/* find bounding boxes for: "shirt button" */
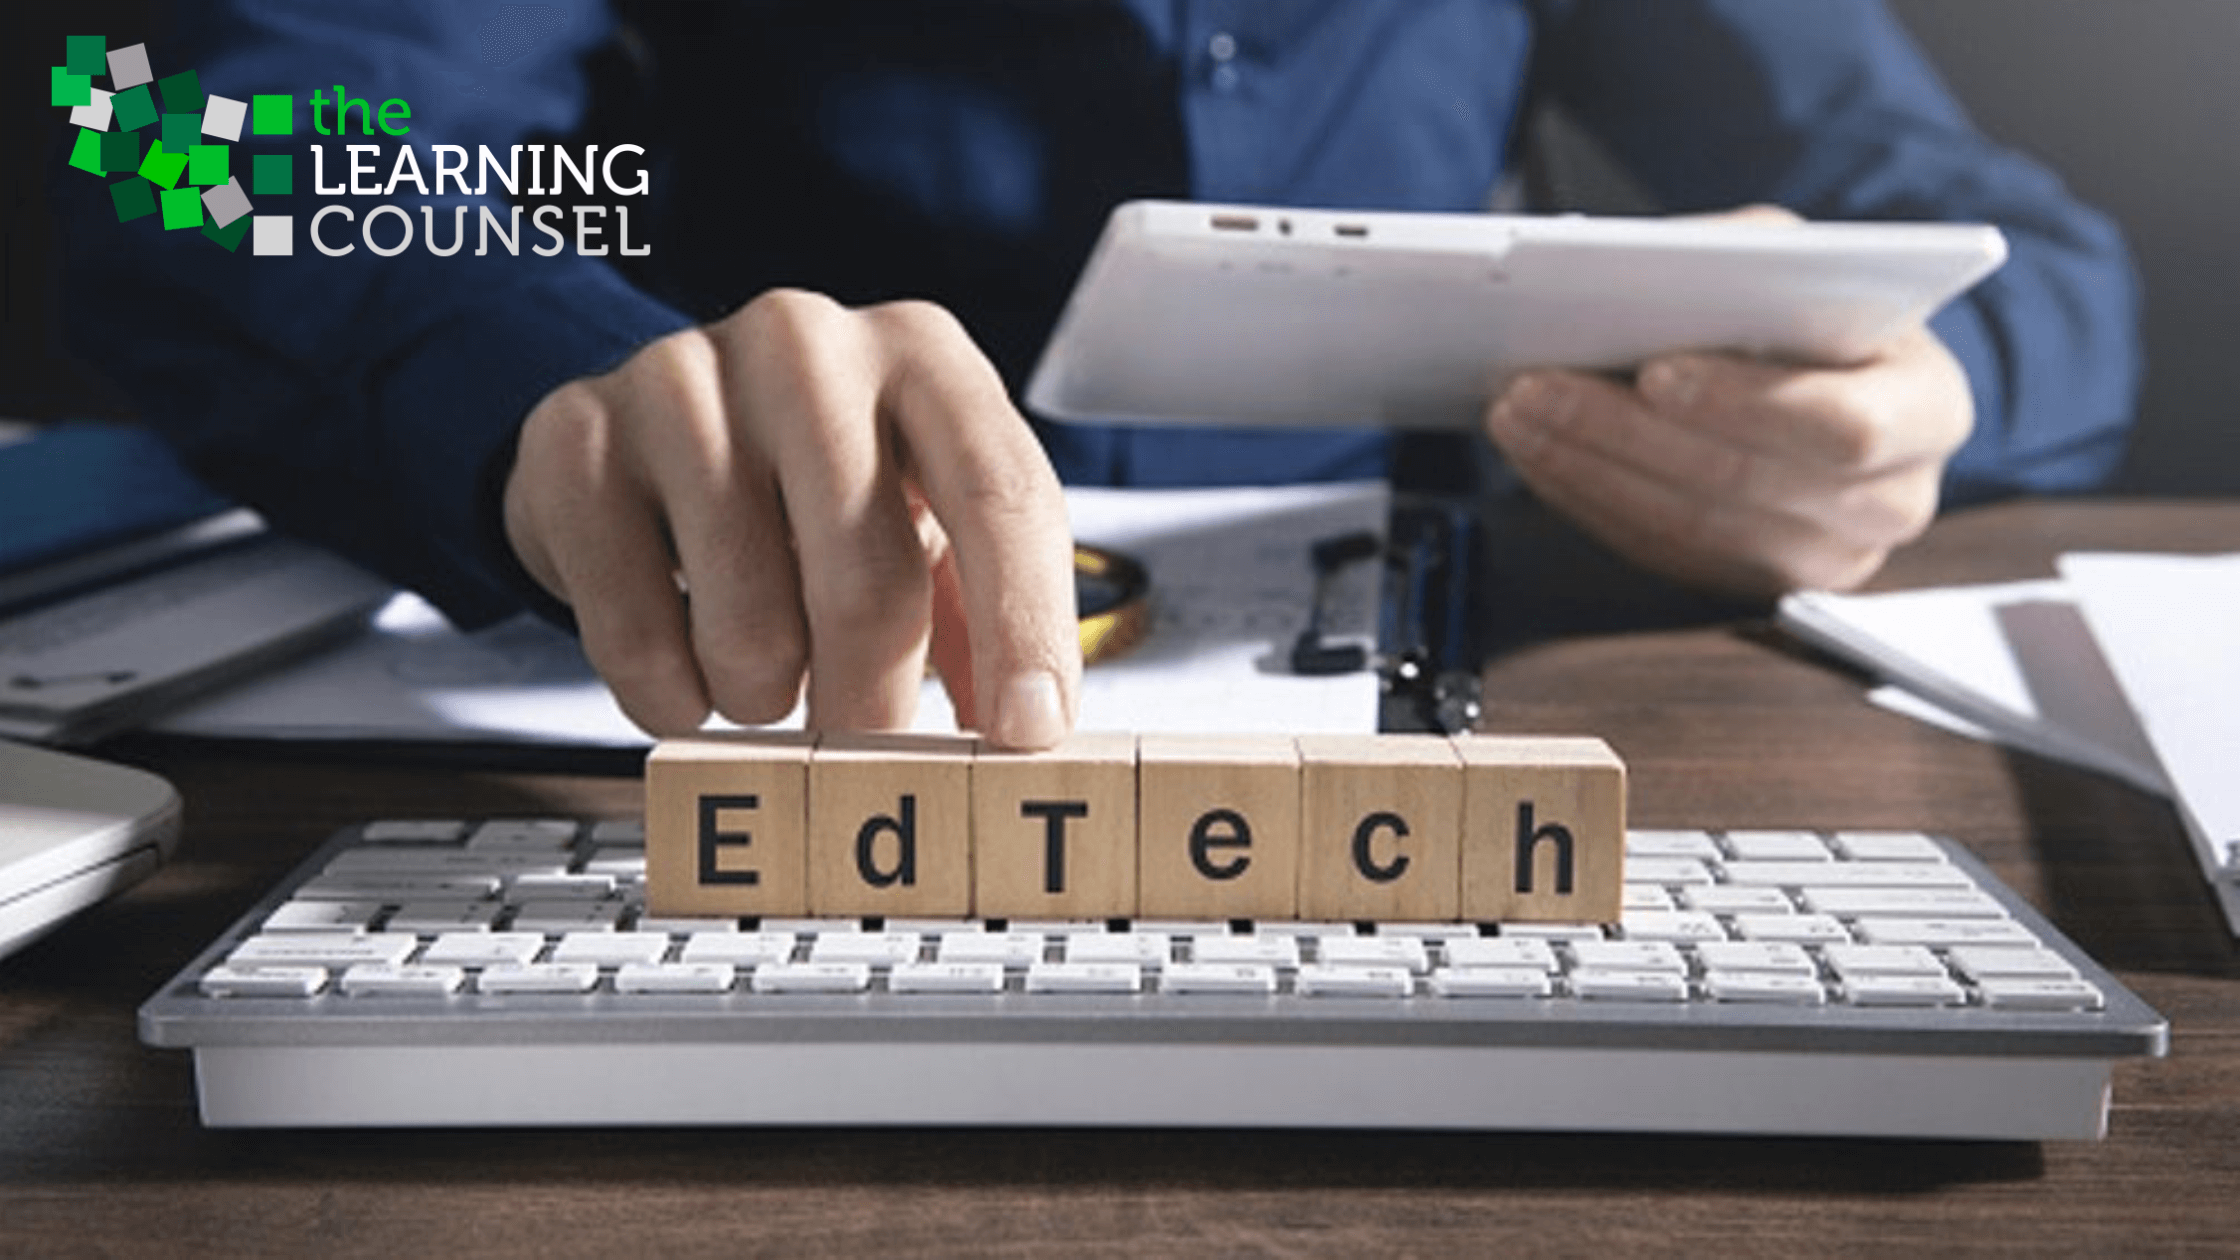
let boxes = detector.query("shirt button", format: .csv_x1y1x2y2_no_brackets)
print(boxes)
1208,31,1238,62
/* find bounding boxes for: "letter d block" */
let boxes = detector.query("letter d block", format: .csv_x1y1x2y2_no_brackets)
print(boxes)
1297,735,1462,921
808,733,976,917
1137,734,1299,920
1454,735,1626,924
645,733,813,918
973,733,1139,919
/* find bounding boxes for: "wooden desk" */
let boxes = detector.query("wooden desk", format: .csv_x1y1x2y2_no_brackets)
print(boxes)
3,499,2235,1255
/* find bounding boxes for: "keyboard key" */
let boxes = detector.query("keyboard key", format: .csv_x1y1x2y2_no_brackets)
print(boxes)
1732,914,1851,944
809,931,922,967
1063,932,1170,969
339,963,465,997
1947,947,2079,982
550,932,671,967
1024,962,1142,994
751,962,872,994
1191,935,1299,968
1830,831,1946,862
634,915,738,935
679,931,795,966
1624,830,1721,859
198,964,327,997
1441,937,1557,971
1247,921,1357,940
1314,936,1430,972
1729,862,1971,889
1569,941,1687,973
584,848,648,878
1679,886,1795,914
1622,884,1677,912
1692,941,1816,976
588,818,644,845
477,963,599,994
615,962,735,994
937,930,1048,967
260,900,383,934
467,818,579,848
420,931,544,967
298,873,503,900
1798,888,2005,919
386,900,503,934
1624,857,1715,886
1160,963,1278,995
1371,923,1485,946
1978,977,2104,1011
1722,830,1833,861
1618,911,1727,943
1293,964,1412,998
1852,918,2038,948
228,933,417,970
888,962,1006,994
1704,972,1825,1005
1496,924,1606,942
326,848,565,876
1842,974,1967,1007
510,901,625,933
507,872,618,899
1429,966,1552,998
361,820,468,843
1823,944,1947,978
1570,968,1690,1002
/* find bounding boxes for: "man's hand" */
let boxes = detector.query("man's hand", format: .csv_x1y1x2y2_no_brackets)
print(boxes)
502,289,1080,749
1485,294,1973,597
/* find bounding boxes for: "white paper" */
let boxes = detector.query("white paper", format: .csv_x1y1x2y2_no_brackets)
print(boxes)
154,482,1387,747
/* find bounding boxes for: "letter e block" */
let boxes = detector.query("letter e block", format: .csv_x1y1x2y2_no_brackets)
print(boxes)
645,733,813,918
1297,735,1462,921
972,733,1138,919
808,733,975,917
1137,734,1299,920
1454,735,1626,924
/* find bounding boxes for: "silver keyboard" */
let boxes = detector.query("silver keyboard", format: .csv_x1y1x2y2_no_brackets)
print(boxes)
140,820,2165,1137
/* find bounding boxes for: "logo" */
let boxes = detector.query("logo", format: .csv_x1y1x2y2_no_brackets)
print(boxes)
52,34,294,254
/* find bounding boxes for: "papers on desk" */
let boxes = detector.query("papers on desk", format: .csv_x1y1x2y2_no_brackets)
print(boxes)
1776,551,2240,936
152,481,1388,747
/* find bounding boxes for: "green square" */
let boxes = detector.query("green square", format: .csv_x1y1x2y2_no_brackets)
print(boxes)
156,69,204,114
160,185,204,230
112,84,156,131
163,112,201,151
188,144,229,186
138,140,188,190
251,94,293,136
203,211,253,252
52,67,92,108
101,129,140,173
66,36,107,78
68,128,105,176
251,152,292,195
110,176,157,223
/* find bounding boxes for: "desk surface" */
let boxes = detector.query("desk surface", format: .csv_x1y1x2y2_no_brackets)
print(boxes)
4,498,2237,1255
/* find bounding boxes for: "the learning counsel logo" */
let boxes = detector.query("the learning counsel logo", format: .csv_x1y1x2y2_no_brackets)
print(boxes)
51,34,296,254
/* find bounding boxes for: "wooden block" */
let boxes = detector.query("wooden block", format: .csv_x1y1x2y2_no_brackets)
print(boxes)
1137,734,1300,920
1295,734,1463,921
972,732,1139,920
644,732,814,918
808,732,977,917
1453,734,1626,924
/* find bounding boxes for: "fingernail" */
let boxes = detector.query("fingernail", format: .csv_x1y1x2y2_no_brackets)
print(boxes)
992,670,1068,750
1503,373,1552,423
1640,357,1701,409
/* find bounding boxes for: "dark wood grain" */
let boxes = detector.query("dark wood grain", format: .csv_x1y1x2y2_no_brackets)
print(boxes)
2,498,2235,1256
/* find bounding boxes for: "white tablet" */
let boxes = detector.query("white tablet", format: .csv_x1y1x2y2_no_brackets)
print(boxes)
1026,200,2006,429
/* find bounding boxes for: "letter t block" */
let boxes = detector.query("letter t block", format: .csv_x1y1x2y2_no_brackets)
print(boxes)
1454,734,1626,924
972,733,1138,919
644,733,813,919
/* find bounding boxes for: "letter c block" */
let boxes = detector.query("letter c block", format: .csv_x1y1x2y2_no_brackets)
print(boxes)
1296,734,1462,921
645,733,813,918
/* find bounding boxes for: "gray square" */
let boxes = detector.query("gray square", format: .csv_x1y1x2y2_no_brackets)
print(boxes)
202,177,251,228
251,214,291,256
107,43,153,91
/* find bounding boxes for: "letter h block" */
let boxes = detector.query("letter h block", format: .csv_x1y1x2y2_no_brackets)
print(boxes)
808,733,976,917
1454,734,1626,924
972,732,1139,919
1137,734,1300,920
645,733,814,918
1296,734,1462,921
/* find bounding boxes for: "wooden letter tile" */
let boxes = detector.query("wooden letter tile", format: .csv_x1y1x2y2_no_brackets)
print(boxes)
1296,734,1462,921
972,732,1139,920
1137,734,1299,921
808,732,977,918
1453,734,1626,924
645,732,814,918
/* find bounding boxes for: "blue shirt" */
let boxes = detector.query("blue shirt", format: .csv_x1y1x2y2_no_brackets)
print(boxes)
58,0,2140,628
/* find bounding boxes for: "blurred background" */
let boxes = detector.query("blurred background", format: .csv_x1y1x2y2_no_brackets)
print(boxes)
6,0,2237,492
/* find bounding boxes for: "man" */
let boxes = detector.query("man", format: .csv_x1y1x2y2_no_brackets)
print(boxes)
59,1,2139,749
